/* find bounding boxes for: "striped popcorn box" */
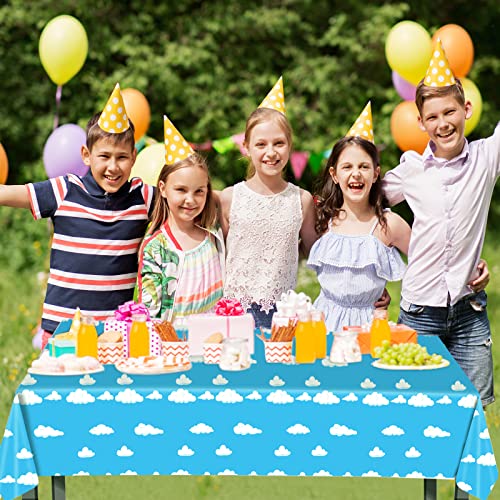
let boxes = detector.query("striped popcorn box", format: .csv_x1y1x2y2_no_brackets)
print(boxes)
162,341,189,365
98,342,123,365
264,341,293,363
203,343,223,364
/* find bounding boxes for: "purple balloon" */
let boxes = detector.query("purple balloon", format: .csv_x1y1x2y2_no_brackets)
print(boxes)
392,71,417,101
43,124,89,178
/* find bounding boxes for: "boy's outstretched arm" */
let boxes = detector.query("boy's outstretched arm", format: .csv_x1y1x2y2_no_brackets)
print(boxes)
0,185,31,209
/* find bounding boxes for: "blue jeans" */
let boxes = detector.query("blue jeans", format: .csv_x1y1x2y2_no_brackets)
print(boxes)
398,291,494,407
247,303,277,329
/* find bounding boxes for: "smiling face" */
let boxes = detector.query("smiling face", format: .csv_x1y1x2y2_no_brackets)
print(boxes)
81,137,137,193
418,95,472,160
245,119,291,179
160,165,209,227
330,144,380,205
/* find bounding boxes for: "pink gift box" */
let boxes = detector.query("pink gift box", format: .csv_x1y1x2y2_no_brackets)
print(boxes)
264,341,292,363
104,318,162,358
186,313,255,356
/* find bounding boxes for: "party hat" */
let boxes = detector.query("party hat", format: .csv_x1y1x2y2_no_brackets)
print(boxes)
258,76,286,114
163,115,195,165
98,83,130,133
424,38,456,87
346,101,374,143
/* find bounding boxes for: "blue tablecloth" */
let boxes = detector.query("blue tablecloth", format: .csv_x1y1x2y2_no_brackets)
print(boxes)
0,336,497,500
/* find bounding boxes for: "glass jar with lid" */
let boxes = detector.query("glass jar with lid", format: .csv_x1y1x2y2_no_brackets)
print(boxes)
219,337,250,371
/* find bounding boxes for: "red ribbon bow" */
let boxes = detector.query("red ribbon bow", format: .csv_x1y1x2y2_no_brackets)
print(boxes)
215,298,244,316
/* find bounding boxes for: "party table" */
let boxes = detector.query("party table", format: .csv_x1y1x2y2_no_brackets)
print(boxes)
0,336,496,500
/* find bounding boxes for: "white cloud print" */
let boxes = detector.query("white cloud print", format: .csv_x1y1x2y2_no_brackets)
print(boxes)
45,391,62,401
382,425,405,436
77,447,95,458
168,389,196,404
117,374,133,385
21,374,37,386
190,423,214,434
305,376,320,387
423,426,450,438
246,391,262,400
79,374,96,386
296,392,312,402
216,389,243,404
176,374,191,386
311,446,328,457
405,447,421,458
198,391,214,401
342,393,358,402
407,393,434,407
396,379,411,390
313,391,340,405
274,445,291,457
461,454,476,463
216,445,232,456
18,390,43,405
456,481,472,492
135,423,164,436
287,424,310,435
437,395,452,405
17,472,38,485
269,375,285,387
391,395,407,404
480,429,490,439
66,389,95,405
266,390,294,404
360,378,376,389
476,453,496,466
451,381,466,391
457,395,477,409
89,424,114,436
146,390,162,400
178,445,195,457
115,389,143,404
329,424,357,436
212,375,228,386
369,447,385,458
0,475,15,483
97,391,114,401
16,448,33,459
4,429,13,438
116,445,134,457
233,423,262,435
362,392,389,406
34,425,64,438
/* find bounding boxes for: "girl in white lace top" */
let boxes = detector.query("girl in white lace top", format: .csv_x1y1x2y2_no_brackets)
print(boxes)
219,106,317,328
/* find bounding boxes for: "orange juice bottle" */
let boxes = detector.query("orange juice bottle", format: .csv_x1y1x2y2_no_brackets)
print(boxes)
295,312,316,363
76,316,98,358
370,309,391,357
129,313,150,358
311,310,327,359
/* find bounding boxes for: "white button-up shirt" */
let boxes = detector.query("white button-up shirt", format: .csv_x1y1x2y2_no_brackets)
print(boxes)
382,123,500,306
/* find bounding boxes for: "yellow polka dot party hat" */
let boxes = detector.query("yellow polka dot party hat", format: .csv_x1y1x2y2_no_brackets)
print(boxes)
258,76,286,114
98,83,130,133
346,101,374,143
163,115,195,165
424,38,456,87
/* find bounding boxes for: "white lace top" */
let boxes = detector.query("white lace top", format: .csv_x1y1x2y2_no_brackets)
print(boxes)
224,181,303,312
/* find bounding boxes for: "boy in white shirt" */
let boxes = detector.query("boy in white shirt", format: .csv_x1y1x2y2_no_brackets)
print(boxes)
382,40,499,407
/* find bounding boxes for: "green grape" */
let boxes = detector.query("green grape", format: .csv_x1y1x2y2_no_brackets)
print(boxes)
376,342,446,367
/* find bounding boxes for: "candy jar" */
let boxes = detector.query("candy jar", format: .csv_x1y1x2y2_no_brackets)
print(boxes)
219,338,250,371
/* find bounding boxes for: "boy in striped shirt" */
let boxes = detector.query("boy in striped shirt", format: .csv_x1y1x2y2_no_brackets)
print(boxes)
0,84,154,346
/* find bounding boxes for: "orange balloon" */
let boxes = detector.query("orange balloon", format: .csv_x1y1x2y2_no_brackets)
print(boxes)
390,101,429,154
0,143,8,184
432,24,474,78
121,88,151,142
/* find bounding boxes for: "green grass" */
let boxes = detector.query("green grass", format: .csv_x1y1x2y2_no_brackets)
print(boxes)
2,233,500,499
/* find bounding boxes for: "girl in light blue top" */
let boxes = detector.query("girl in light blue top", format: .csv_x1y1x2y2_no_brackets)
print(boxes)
307,127,411,333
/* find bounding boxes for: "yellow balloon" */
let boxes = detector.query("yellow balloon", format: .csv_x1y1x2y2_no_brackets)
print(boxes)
385,21,432,85
462,78,482,136
130,143,165,185
39,15,88,85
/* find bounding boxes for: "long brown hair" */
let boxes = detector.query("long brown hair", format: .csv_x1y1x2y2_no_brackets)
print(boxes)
244,107,293,179
315,136,387,235
148,153,217,235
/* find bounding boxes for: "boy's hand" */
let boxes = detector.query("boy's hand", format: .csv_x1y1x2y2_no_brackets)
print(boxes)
374,288,391,309
468,259,490,293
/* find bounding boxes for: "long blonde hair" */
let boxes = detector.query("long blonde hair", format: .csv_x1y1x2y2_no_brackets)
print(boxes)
244,108,293,179
148,153,217,235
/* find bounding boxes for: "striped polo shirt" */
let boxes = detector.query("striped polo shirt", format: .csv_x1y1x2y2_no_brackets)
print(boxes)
27,172,155,332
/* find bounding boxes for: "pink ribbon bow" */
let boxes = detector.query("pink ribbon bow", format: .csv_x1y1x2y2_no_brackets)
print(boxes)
215,298,245,317
114,301,151,322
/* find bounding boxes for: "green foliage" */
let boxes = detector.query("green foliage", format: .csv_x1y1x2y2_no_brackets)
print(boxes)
0,0,498,269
